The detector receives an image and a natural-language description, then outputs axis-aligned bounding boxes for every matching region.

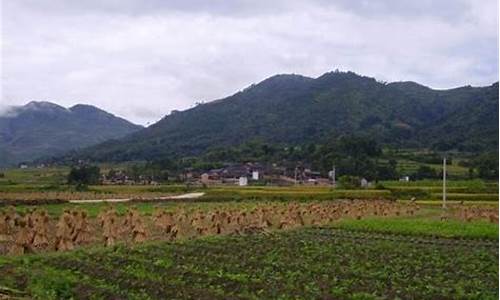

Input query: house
[223,165,249,178]
[202,163,266,184]
[239,176,248,186]
[304,169,322,179]
[399,176,410,182]
[200,173,210,185]
[360,178,369,188]
[207,168,224,180]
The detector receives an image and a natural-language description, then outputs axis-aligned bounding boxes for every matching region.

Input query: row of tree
[66,136,499,185]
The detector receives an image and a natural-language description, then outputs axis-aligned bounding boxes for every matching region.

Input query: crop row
[0,226,497,299]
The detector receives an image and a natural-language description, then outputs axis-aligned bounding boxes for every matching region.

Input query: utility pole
[442,157,447,209]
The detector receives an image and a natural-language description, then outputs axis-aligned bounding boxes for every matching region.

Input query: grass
[394,158,470,177]
[381,179,496,189]
[1,166,498,207]
[0,226,497,299]
[430,193,499,201]
[10,202,162,218]
[199,188,393,203]
[334,217,499,240]
[8,200,308,218]
[412,200,499,207]
[0,167,69,185]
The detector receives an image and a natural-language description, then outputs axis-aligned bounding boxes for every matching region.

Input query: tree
[413,165,438,180]
[107,168,117,179]
[338,175,361,189]
[326,136,382,180]
[67,165,101,185]
[474,153,499,180]
[376,160,398,180]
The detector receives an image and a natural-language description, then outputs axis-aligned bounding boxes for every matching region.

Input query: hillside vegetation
[0,102,142,167]
[57,71,498,163]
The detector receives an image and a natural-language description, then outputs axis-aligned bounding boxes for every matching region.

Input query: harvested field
[0,225,497,299]
[0,199,420,255]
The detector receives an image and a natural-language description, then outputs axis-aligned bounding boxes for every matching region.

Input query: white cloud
[1,0,498,125]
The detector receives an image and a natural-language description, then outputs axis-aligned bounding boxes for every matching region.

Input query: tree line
[66,136,499,185]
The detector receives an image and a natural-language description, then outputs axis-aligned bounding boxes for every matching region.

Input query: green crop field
[0,219,497,299]
[335,217,499,239]
[395,158,469,177]
[0,167,498,299]
[0,167,498,205]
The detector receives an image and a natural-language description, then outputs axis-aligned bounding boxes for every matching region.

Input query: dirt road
[68,192,205,204]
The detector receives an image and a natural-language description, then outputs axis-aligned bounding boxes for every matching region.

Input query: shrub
[67,165,101,185]
[412,165,438,180]
[338,175,361,189]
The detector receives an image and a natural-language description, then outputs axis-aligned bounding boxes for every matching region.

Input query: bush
[75,183,90,191]
[473,153,499,180]
[413,165,438,180]
[338,175,361,189]
[67,165,101,185]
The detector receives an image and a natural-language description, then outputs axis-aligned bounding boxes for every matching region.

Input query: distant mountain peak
[315,70,378,85]
[0,101,143,167]
[69,104,106,114]
[261,73,312,83]
[237,74,313,97]
[23,101,68,112]
[26,100,61,107]
[387,81,430,90]
[70,103,97,109]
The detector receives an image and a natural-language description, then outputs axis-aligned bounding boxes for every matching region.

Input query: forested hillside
[50,71,499,163]
[0,102,142,167]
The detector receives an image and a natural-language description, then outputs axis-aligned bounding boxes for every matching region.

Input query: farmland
[1,166,498,203]
[1,200,426,255]
[0,218,497,299]
[0,167,498,299]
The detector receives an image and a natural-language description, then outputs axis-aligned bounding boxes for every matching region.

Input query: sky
[1,0,498,125]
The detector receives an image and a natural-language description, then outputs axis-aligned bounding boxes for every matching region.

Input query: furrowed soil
[0,227,497,300]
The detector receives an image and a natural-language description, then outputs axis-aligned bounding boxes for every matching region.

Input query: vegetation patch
[334,217,499,240]
[0,227,497,299]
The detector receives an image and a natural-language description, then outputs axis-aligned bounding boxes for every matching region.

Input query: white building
[360,178,369,188]
[252,171,259,180]
[399,176,410,182]
[239,176,248,186]
[201,173,210,184]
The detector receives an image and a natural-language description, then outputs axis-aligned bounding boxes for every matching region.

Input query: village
[99,162,388,188]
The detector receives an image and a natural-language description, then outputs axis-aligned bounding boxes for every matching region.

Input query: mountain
[0,101,142,167]
[56,71,499,163]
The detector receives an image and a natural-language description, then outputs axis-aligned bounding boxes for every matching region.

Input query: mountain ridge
[56,70,498,164]
[0,101,143,167]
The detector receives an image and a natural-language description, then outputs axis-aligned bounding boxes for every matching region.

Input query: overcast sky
[1,0,498,125]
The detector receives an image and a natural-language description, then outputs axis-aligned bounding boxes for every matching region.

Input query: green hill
[0,101,142,167]
[52,71,499,163]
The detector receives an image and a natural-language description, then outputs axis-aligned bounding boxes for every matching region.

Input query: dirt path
[68,192,205,204]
